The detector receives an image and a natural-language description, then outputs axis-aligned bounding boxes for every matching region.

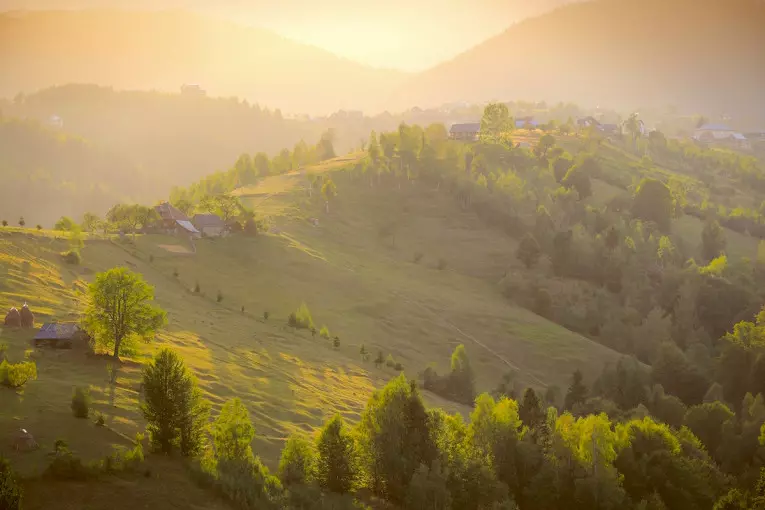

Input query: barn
[34,323,89,349]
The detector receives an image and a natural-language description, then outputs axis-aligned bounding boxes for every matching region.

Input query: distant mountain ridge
[391,0,765,116]
[0,9,407,114]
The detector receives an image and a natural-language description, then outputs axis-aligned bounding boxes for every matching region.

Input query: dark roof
[155,202,189,222]
[193,214,225,228]
[697,123,733,131]
[450,123,481,133]
[34,323,81,341]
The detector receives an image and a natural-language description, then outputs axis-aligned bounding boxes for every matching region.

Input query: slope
[0,157,627,498]
[392,0,765,117]
[0,9,406,114]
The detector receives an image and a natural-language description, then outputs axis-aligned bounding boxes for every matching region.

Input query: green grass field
[0,155,631,507]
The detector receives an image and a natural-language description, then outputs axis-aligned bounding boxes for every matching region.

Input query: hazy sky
[0,0,572,70]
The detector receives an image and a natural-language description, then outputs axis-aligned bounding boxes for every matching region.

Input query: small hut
[4,307,21,327]
[13,429,39,451]
[20,303,34,328]
[34,323,88,349]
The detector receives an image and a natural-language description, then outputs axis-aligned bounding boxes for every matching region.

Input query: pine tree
[316,414,356,494]
[142,348,210,456]
[519,388,544,430]
[564,370,588,411]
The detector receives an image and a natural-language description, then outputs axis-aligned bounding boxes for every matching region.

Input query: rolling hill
[0,9,406,114]
[0,155,625,494]
[392,0,765,116]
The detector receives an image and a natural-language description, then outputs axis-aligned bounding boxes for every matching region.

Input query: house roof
[155,202,189,222]
[193,214,225,228]
[34,323,81,341]
[176,220,200,234]
[450,123,481,133]
[697,123,734,131]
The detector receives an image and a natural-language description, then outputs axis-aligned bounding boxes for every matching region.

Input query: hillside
[0,156,624,486]
[0,116,162,227]
[0,9,406,114]
[392,0,765,118]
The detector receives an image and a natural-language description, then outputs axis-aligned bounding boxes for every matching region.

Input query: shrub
[101,433,145,473]
[413,252,424,264]
[0,220,6,227]
[61,250,81,265]
[0,360,37,388]
[374,351,384,368]
[263,311,270,321]
[394,362,403,371]
[359,345,369,362]
[36,225,43,231]
[320,325,330,339]
[0,456,22,510]
[288,303,314,330]
[217,290,224,303]
[45,442,91,481]
[71,387,91,419]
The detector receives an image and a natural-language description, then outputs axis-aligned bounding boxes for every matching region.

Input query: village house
[192,213,227,237]
[34,323,89,349]
[694,123,750,150]
[449,123,481,141]
[154,202,200,237]
[515,117,539,129]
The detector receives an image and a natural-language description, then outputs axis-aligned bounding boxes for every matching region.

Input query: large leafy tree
[142,348,209,456]
[356,375,437,503]
[85,267,166,358]
[480,102,512,143]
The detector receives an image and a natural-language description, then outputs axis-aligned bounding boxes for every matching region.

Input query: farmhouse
[193,213,227,237]
[449,123,481,141]
[155,202,201,237]
[694,123,750,149]
[34,323,88,349]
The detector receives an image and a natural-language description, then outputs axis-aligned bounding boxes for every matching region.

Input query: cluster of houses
[449,115,760,152]
[153,202,227,238]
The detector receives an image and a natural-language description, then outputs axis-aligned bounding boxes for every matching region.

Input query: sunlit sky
[0,0,571,70]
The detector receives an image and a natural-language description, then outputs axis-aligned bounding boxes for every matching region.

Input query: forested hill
[392,0,765,116]
[3,85,324,188]
[0,116,160,226]
[0,9,406,114]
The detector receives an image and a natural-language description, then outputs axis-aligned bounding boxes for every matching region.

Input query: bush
[0,456,22,510]
[263,311,270,321]
[288,303,315,330]
[0,360,37,388]
[45,442,91,481]
[320,326,330,339]
[191,456,284,510]
[394,362,403,371]
[173,268,179,278]
[71,387,91,419]
[61,250,81,265]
